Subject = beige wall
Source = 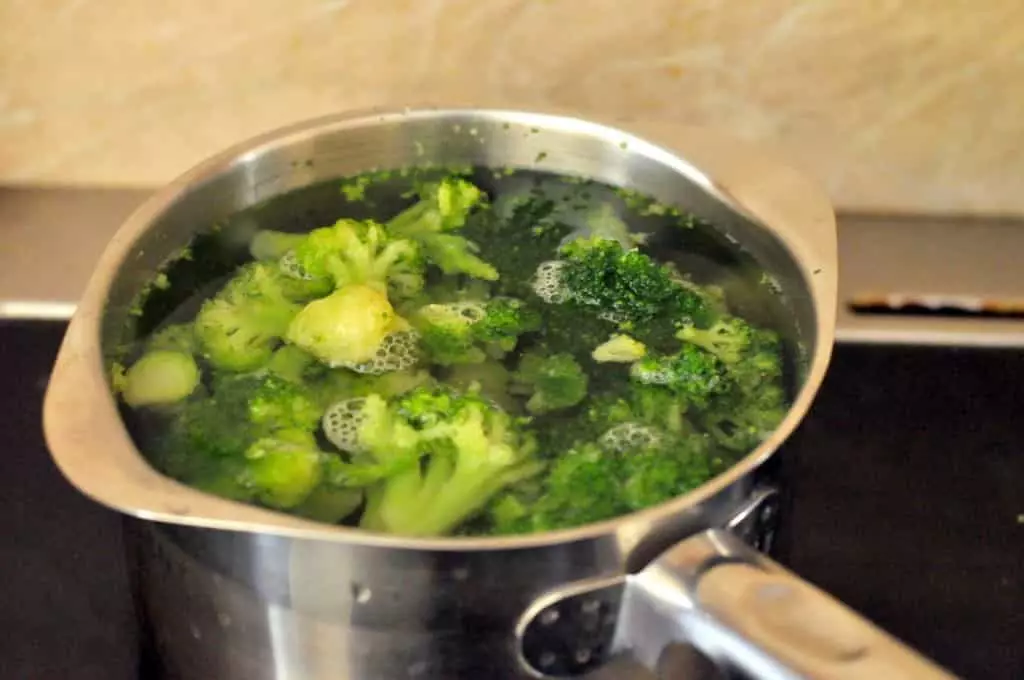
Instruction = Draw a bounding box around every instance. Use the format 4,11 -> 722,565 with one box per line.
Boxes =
2,0 -> 1022,215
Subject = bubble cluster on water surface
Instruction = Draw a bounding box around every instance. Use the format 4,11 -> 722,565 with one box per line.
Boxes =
323,398 -> 368,453
342,330 -> 421,375
599,423 -> 662,453
531,260 -> 569,304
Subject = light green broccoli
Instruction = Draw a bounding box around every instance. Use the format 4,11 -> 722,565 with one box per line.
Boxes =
194,262 -> 301,371
386,178 -> 498,280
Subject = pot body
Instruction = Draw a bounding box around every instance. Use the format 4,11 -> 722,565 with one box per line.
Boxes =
43,108 -> 838,680
129,469 -> 778,680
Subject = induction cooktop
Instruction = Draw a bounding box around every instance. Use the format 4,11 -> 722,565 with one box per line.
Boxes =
0,189 -> 1020,679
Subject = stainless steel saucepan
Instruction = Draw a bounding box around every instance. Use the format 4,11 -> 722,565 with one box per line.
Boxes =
43,108 -> 955,680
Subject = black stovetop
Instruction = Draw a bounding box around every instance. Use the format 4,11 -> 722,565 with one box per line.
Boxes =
1,321 -> 1021,679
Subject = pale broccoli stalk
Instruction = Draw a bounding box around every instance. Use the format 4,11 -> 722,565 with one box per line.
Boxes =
249,230 -> 307,262
194,262 -> 301,371
120,350 -> 200,408
294,219 -> 424,299
413,297 -> 540,365
386,178 -> 498,281
265,345 -> 318,383
592,334 -> 647,363
445,361 -> 515,411
146,322 -> 197,354
560,203 -> 648,250
510,352 -> 589,415
290,482 -> 363,524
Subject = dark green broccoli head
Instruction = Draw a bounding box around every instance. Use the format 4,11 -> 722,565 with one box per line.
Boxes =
699,381 -> 788,453
486,432 -> 712,535
727,328 -> 784,394
616,435 -> 712,510
558,237 -> 712,328
461,191 -> 575,298
511,352 -> 589,415
585,382 -> 693,439
471,297 -> 542,348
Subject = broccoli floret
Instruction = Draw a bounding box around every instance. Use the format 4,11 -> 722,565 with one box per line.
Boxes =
294,219 -> 424,298
147,375 -> 295,499
586,383 -> 692,439
465,191 -> 576,298
510,352 -> 589,415
329,388 -> 543,536
387,178 -> 498,280
486,433 -> 711,534
592,334 -> 646,363
245,375 -> 323,432
241,428 -> 388,511
285,284 -> 412,368
120,350 -> 200,408
194,262 -> 301,372
726,327 -> 784,394
241,429 -> 325,509
699,382 -> 788,453
675,315 -> 787,450
413,297 -> 539,365
676,316 -> 754,365
558,237 -> 713,327
616,435 -> 712,510
629,344 -> 728,409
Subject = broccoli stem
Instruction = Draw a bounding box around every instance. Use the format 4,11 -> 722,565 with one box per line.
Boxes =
121,350 -> 200,408
250,230 -> 307,261
360,457 -> 544,536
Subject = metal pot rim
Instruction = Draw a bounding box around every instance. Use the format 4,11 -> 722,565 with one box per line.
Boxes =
43,105 -> 838,553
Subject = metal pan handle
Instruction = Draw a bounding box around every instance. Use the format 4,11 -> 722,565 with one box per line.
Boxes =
518,529 -> 958,679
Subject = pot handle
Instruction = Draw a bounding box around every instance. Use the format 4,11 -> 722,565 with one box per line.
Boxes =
518,529 -> 958,679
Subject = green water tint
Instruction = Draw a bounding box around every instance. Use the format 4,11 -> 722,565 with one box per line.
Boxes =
115,167 -> 794,536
